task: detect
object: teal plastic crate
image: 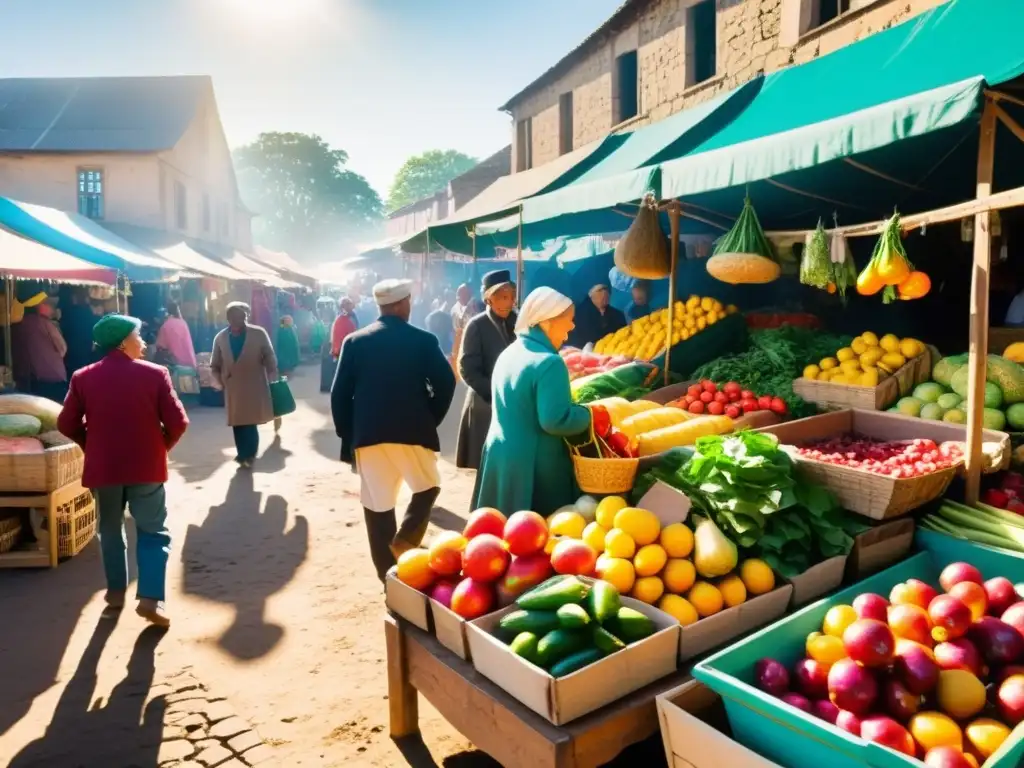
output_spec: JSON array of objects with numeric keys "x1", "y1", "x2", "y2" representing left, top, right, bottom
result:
[
  {"x1": 693, "y1": 551, "x2": 1024, "y2": 768},
  {"x1": 915, "y1": 528, "x2": 1024, "y2": 581}
]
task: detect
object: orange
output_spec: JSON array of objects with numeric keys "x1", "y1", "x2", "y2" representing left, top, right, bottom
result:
[
  {"x1": 739, "y1": 559, "x2": 775, "y2": 595},
  {"x1": 687, "y1": 581, "x2": 723, "y2": 617},
  {"x1": 631, "y1": 576, "x2": 665, "y2": 605},
  {"x1": 582, "y1": 522, "x2": 607, "y2": 553},
  {"x1": 661, "y1": 559, "x2": 697, "y2": 594},
  {"x1": 595, "y1": 555, "x2": 635, "y2": 594},
  {"x1": 633, "y1": 544, "x2": 668, "y2": 577},
  {"x1": 805, "y1": 632, "x2": 847, "y2": 667},
  {"x1": 604, "y1": 528, "x2": 636, "y2": 559},
  {"x1": 659, "y1": 594, "x2": 699, "y2": 626},
  {"x1": 395, "y1": 548, "x2": 435, "y2": 591},
  {"x1": 659, "y1": 523, "x2": 694, "y2": 558},
  {"x1": 717, "y1": 575, "x2": 747, "y2": 608},
  {"x1": 595, "y1": 496, "x2": 629, "y2": 529},
  {"x1": 822, "y1": 605, "x2": 858, "y2": 638},
  {"x1": 613, "y1": 507, "x2": 661, "y2": 546}
]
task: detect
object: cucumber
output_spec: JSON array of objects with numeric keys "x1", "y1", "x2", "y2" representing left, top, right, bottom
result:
[
  {"x1": 518, "y1": 575, "x2": 589, "y2": 611},
  {"x1": 535, "y1": 629, "x2": 589, "y2": 668},
  {"x1": 603, "y1": 606, "x2": 656, "y2": 643},
  {"x1": 585, "y1": 580, "x2": 621, "y2": 623},
  {"x1": 591, "y1": 625, "x2": 626, "y2": 654},
  {"x1": 556, "y1": 603, "x2": 591, "y2": 629},
  {"x1": 509, "y1": 632, "x2": 540, "y2": 665},
  {"x1": 498, "y1": 609, "x2": 561, "y2": 637},
  {"x1": 549, "y1": 648, "x2": 603, "y2": 677}
]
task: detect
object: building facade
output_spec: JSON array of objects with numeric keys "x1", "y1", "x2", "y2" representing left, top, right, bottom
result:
[
  {"x1": 0, "y1": 75, "x2": 254, "y2": 253},
  {"x1": 501, "y1": 0, "x2": 947, "y2": 173}
]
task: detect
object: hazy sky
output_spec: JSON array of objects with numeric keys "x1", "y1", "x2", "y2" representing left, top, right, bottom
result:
[{"x1": 0, "y1": 0, "x2": 623, "y2": 197}]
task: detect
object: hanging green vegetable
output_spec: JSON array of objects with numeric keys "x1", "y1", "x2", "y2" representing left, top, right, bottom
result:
[
  {"x1": 829, "y1": 230, "x2": 856, "y2": 304},
  {"x1": 706, "y1": 197, "x2": 781, "y2": 285},
  {"x1": 799, "y1": 219, "x2": 832, "y2": 290}
]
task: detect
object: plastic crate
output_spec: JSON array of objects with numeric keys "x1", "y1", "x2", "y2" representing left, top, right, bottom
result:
[
  {"x1": 693, "y1": 551, "x2": 1024, "y2": 768},
  {"x1": 915, "y1": 528, "x2": 1024, "y2": 579}
]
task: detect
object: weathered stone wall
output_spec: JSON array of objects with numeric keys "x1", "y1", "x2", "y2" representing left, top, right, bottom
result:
[{"x1": 507, "y1": 0, "x2": 946, "y2": 171}]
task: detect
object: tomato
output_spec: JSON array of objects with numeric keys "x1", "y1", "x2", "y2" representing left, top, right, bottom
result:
[
  {"x1": 757, "y1": 395, "x2": 773, "y2": 411},
  {"x1": 770, "y1": 397, "x2": 787, "y2": 414},
  {"x1": 687, "y1": 384, "x2": 702, "y2": 398},
  {"x1": 723, "y1": 381, "x2": 742, "y2": 396},
  {"x1": 707, "y1": 401, "x2": 725, "y2": 415},
  {"x1": 725, "y1": 405, "x2": 740, "y2": 419},
  {"x1": 728, "y1": 391, "x2": 741, "y2": 402},
  {"x1": 714, "y1": 391, "x2": 729, "y2": 404},
  {"x1": 700, "y1": 391, "x2": 714, "y2": 404},
  {"x1": 740, "y1": 390, "x2": 755, "y2": 400},
  {"x1": 740, "y1": 399, "x2": 759, "y2": 413},
  {"x1": 688, "y1": 401, "x2": 705, "y2": 414},
  {"x1": 701, "y1": 380, "x2": 718, "y2": 393},
  {"x1": 683, "y1": 395, "x2": 695, "y2": 406}
]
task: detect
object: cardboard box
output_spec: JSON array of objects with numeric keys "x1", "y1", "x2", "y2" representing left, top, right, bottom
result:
[
  {"x1": 466, "y1": 596, "x2": 680, "y2": 725},
  {"x1": 384, "y1": 568, "x2": 430, "y2": 632},
  {"x1": 791, "y1": 348, "x2": 932, "y2": 412},
  {"x1": 429, "y1": 597, "x2": 470, "y2": 660},
  {"x1": 637, "y1": 480, "x2": 691, "y2": 527},
  {"x1": 785, "y1": 555, "x2": 847, "y2": 609},
  {"x1": 757, "y1": 409, "x2": 1010, "y2": 519},
  {"x1": 846, "y1": 517, "x2": 915, "y2": 581},
  {"x1": 678, "y1": 583, "x2": 793, "y2": 661},
  {"x1": 657, "y1": 679, "x2": 781, "y2": 768}
]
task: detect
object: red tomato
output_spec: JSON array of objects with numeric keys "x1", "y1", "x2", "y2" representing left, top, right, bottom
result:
[
  {"x1": 688, "y1": 401, "x2": 705, "y2": 414},
  {"x1": 740, "y1": 390, "x2": 755, "y2": 400},
  {"x1": 701, "y1": 380, "x2": 718, "y2": 393},
  {"x1": 683, "y1": 395, "x2": 696, "y2": 406},
  {"x1": 700, "y1": 391, "x2": 714, "y2": 404},
  {"x1": 728, "y1": 391, "x2": 741, "y2": 402},
  {"x1": 723, "y1": 382, "x2": 742, "y2": 396},
  {"x1": 770, "y1": 397, "x2": 787, "y2": 414},
  {"x1": 757, "y1": 395, "x2": 773, "y2": 410},
  {"x1": 687, "y1": 384, "x2": 702, "y2": 398},
  {"x1": 714, "y1": 391, "x2": 729, "y2": 404},
  {"x1": 724, "y1": 405, "x2": 741, "y2": 419},
  {"x1": 707, "y1": 401, "x2": 725, "y2": 415},
  {"x1": 741, "y1": 399, "x2": 759, "y2": 413}
]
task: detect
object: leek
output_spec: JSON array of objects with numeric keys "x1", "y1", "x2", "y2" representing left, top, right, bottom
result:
[
  {"x1": 942, "y1": 499, "x2": 1024, "y2": 529},
  {"x1": 923, "y1": 514, "x2": 1024, "y2": 553},
  {"x1": 936, "y1": 505, "x2": 1024, "y2": 547}
]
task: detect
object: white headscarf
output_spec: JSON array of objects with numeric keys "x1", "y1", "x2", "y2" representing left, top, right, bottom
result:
[{"x1": 514, "y1": 287, "x2": 573, "y2": 335}]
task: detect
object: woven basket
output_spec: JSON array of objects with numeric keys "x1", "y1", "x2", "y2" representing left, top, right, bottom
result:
[
  {"x1": 55, "y1": 486, "x2": 96, "y2": 558},
  {"x1": 568, "y1": 428, "x2": 639, "y2": 495},
  {"x1": 0, "y1": 442, "x2": 84, "y2": 493},
  {"x1": 791, "y1": 346, "x2": 934, "y2": 412},
  {"x1": 0, "y1": 514, "x2": 21, "y2": 554}
]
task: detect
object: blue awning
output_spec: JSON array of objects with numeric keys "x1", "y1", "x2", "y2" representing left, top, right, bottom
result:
[{"x1": 0, "y1": 196, "x2": 178, "y2": 281}]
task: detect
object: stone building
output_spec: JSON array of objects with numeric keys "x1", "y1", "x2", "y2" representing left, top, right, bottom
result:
[{"x1": 500, "y1": 0, "x2": 947, "y2": 173}]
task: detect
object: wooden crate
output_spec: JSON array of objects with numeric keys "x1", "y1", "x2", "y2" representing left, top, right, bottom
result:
[
  {"x1": 791, "y1": 347, "x2": 934, "y2": 411},
  {"x1": 0, "y1": 442, "x2": 84, "y2": 493},
  {"x1": 55, "y1": 483, "x2": 97, "y2": 559},
  {"x1": 989, "y1": 327, "x2": 1024, "y2": 354}
]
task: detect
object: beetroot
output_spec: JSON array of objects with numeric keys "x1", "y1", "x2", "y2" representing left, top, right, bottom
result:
[
  {"x1": 811, "y1": 699, "x2": 840, "y2": 724},
  {"x1": 1003, "y1": 601, "x2": 1024, "y2": 640},
  {"x1": 894, "y1": 642, "x2": 940, "y2": 694},
  {"x1": 835, "y1": 709, "x2": 863, "y2": 736},
  {"x1": 828, "y1": 658, "x2": 878, "y2": 715},
  {"x1": 780, "y1": 692, "x2": 812, "y2": 713},
  {"x1": 969, "y1": 616, "x2": 1024, "y2": 666},
  {"x1": 793, "y1": 659, "x2": 829, "y2": 699},
  {"x1": 882, "y1": 678, "x2": 921, "y2": 721},
  {"x1": 753, "y1": 658, "x2": 790, "y2": 696},
  {"x1": 985, "y1": 577, "x2": 1017, "y2": 616},
  {"x1": 934, "y1": 638, "x2": 986, "y2": 677}
]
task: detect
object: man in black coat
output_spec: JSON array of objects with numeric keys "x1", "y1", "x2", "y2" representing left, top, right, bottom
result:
[
  {"x1": 568, "y1": 284, "x2": 627, "y2": 348},
  {"x1": 331, "y1": 279, "x2": 457, "y2": 581}
]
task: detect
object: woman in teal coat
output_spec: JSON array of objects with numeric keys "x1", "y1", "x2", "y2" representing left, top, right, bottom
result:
[{"x1": 473, "y1": 287, "x2": 591, "y2": 516}]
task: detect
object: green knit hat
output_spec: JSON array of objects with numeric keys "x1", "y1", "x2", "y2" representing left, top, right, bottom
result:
[{"x1": 93, "y1": 314, "x2": 142, "y2": 352}]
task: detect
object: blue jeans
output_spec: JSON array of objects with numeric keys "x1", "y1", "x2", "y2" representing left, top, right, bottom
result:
[
  {"x1": 95, "y1": 484, "x2": 170, "y2": 601},
  {"x1": 233, "y1": 425, "x2": 260, "y2": 461}
]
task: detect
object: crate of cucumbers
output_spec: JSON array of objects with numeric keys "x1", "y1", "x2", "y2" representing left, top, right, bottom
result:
[{"x1": 465, "y1": 574, "x2": 680, "y2": 725}]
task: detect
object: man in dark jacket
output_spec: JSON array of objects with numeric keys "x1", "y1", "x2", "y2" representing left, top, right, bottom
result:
[
  {"x1": 331, "y1": 279, "x2": 456, "y2": 581},
  {"x1": 569, "y1": 284, "x2": 627, "y2": 348},
  {"x1": 58, "y1": 314, "x2": 189, "y2": 627}
]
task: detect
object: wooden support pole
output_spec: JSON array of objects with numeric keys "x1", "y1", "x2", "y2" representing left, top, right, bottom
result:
[
  {"x1": 964, "y1": 100, "x2": 998, "y2": 504},
  {"x1": 515, "y1": 205, "x2": 524, "y2": 309},
  {"x1": 664, "y1": 203, "x2": 680, "y2": 386}
]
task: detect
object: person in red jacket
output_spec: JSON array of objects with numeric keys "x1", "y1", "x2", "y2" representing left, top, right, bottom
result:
[
  {"x1": 58, "y1": 314, "x2": 189, "y2": 628},
  {"x1": 331, "y1": 297, "x2": 358, "y2": 359}
]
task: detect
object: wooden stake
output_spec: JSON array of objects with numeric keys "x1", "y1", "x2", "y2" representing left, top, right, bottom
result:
[
  {"x1": 965, "y1": 100, "x2": 997, "y2": 504},
  {"x1": 665, "y1": 202, "x2": 680, "y2": 386},
  {"x1": 515, "y1": 205, "x2": 524, "y2": 309}
]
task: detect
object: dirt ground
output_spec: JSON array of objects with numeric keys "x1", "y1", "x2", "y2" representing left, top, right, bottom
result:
[{"x1": 0, "y1": 364, "x2": 667, "y2": 767}]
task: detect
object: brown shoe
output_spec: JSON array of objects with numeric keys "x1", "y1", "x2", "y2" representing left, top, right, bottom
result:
[
  {"x1": 136, "y1": 599, "x2": 171, "y2": 628},
  {"x1": 104, "y1": 589, "x2": 126, "y2": 609}
]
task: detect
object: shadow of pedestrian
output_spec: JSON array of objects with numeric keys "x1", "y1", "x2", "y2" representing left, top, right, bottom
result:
[
  {"x1": 428, "y1": 506, "x2": 468, "y2": 533},
  {"x1": 256, "y1": 433, "x2": 292, "y2": 474},
  {"x1": 9, "y1": 621, "x2": 166, "y2": 767},
  {"x1": 180, "y1": 470, "x2": 309, "y2": 660}
]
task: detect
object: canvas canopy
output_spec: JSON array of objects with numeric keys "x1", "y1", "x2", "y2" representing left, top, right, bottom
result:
[
  {"x1": 102, "y1": 222, "x2": 249, "y2": 281},
  {"x1": 0, "y1": 226, "x2": 116, "y2": 283}
]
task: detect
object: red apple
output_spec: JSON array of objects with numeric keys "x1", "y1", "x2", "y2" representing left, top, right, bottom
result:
[
  {"x1": 894, "y1": 641, "x2": 940, "y2": 694},
  {"x1": 883, "y1": 678, "x2": 922, "y2": 721},
  {"x1": 835, "y1": 709, "x2": 863, "y2": 736},
  {"x1": 463, "y1": 507, "x2": 507, "y2": 540},
  {"x1": 427, "y1": 531, "x2": 467, "y2": 576},
  {"x1": 984, "y1": 577, "x2": 1017, "y2": 616},
  {"x1": 948, "y1": 581, "x2": 987, "y2": 621},
  {"x1": 461, "y1": 533, "x2": 510, "y2": 582},
  {"x1": 924, "y1": 746, "x2": 978, "y2": 768},
  {"x1": 928, "y1": 595, "x2": 972, "y2": 643},
  {"x1": 934, "y1": 638, "x2": 985, "y2": 677},
  {"x1": 429, "y1": 579, "x2": 458, "y2": 609},
  {"x1": 887, "y1": 604, "x2": 933, "y2": 646},
  {"x1": 497, "y1": 553, "x2": 553, "y2": 601},
  {"x1": 1001, "y1": 601, "x2": 1024, "y2": 639},
  {"x1": 828, "y1": 658, "x2": 878, "y2": 714},
  {"x1": 502, "y1": 510, "x2": 548, "y2": 556},
  {"x1": 811, "y1": 699, "x2": 840, "y2": 724},
  {"x1": 449, "y1": 577, "x2": 495, "y2": 619},
  {"x1": 907, "y1": 579, "x2": 939, "y2": 607},
  {"x1": 997, "y1": 674, "x2": 1024, "y2": 724},
  {"x1": 550, "y1": 539, "x2": 597, "y2": 576},
  {"x1": 793, "y1": 659, "x2": 829, "y2": 699},
  {"x1": 843, "y1": 619, "x2": 896, "y2": 668},
  {"x1": 780, "y1": 692, "x2": 812, "y2": 713},
  {"x1": 860, "y1": 715, "x2": 915, "y2": 756},
  {"x1": 939, "y1": 562, "x2": 983, "y2": 592},
  {"x1": 853, "y1": 593, "x2": 889, "y2": 622}
]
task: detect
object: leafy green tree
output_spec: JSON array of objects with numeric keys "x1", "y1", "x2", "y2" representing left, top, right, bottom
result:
[
  {"x1": 387, "y1": 149, "x2": 477, "y2": 211},
  {"x1": 233, "y1": 132, "x2": 383, "y2": 259}
]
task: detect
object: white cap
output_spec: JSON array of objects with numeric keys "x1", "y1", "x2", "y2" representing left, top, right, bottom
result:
[{"x1": 373, "y1": 278, "x2": 413, "y2": 306}]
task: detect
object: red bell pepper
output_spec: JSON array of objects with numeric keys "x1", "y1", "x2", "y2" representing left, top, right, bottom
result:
[{"x1": 590, "y1": 405, "x2": 612, "y2": 439}]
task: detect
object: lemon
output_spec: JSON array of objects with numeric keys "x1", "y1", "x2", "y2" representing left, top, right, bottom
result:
[
  {"x1": 634, "y1": 543, "x2": 668, "y2": 577},
  {"x1": 881, "y1": 352, "x2": 907, "y2": 370},
  {"x1": 661, "y1": 558, "x2": 697, "y2": 594},
  {"x1": 726, "y1": 304, "x2": 739, "y2": 314},
  {"x1": 659, "y1": 523, "x2": 694, "y2": 558},
  {"x1": 711, "y1": 300, "x2": 724, "y2": 314},
  {"x1": 549, "y1": 510, "x2": 586, "y2": 539},
  {"x1": 859, "y1": 369, "x2": 880, "y2": 386},
  {"x1": 687, "y1": 581, "x2": 724, "y2": 617},
  {"x1": 696, "y1": 317, "x2": 707, "y2": 331},
  {"x1": 686, "y1": 294, "x2": 701, "y2": 308},
  {"x1": 851, "y1": 337, "x2": 867, "y2": 355},
  {"x1": 830, "y1": 374, "x2": 849, "y2": 385},
  {"x1": 859, "y1": 347, "x2": 884, "y2": 367},
  {"x1": 631, "y1": 576, "x2": 665, "y2": 604},
  {"x1": 595, "y1": 555, "x2": 635, "y2": 594},
  {"x1": 582, "y1": 522, "x2": 607, "y2": 553},
  {"x1": 613, "y1": 507, "x2": 661, "y2": 546},
  {"x1": 900, "y1": 338, "x2": 925, "y2": 359},
  {"x1": 739, "y1": 559, "x2": 775, "y2": 595},
  {"x1": 822, "y1": 605, "x2": 859, "y2": 637},
  {"x1": 595, "y1": 496, "x2": 628, "y2": 529},
  {"x1": 604, "y1": 528, "x2": 637, "y2": 559},
  {"x1": 700, "y1": 296, "x2": 714, "y2": 312},
  {"x1": 806, "y1": 632, "x2": 848, "y2": 666},
  {"x1": 861, "y1": 331, "x2": 879, "y2": 347},
  {"x1": 836, "y1": 347, "x2": 855, "y2": 363},
  {"x1": 839, "y1": 359, "x2": 862, "y2": 375},
  {"x1": 880, "y1": 333, "x2": 901, "y2": 353},
  {"x1": 717, "y1": 574, "x2": 747, "y2": 608},
  {"x1": 658, "y1": 594, "x2": 700, "y2": 626},
  {"x1": 803, "y1": 364, "x2": 821, "y2": 380},
  {"x1": 819, "y1": 357, "x2": 838, "y2": 371},
  {"x1": 817, "y1": 370, "x2": 833, "y2": 382}
]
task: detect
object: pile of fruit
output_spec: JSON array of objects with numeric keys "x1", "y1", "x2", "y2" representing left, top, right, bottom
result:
[
  {"x1": 559, "y1": 348, "x2": 635, "y2": 382},
  {"x1": 796, "y1": 436, "x2": 965, "y2": 479},
  {"x1": 803, "y1": 332, "x2": 926, "y2": 387},
  {"x1": 667, "y1": 379, "x2": 788, "y2": 418},
  {"x1": 497, "y1": 575, "x2": 657, "y2": 677},
  {"x1": 890, "y1": 354, "x2": 1024, "y2": 431},
  {"x1": 548, "y1": 497, "x2": 777, "y2": 627},
  {"x1": 593, "y1": 296, "x2": 738, "y2": 363},
  {"x1": 753, "y1": 561, "x2": 1024, "y2": 766},
  {"x1": 982, "y1": 472, "x2": 1024, "y2": 515}
]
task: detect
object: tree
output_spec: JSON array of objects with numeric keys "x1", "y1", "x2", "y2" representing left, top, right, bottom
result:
[
  {"x1": 233, "y1": 132, "x2": 384, "y2": 260},
  {"x1": 387, "y1": 149, "x2": 478, "y2": 211}
]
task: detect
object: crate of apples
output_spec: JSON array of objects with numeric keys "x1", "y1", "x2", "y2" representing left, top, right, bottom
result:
[{"x1": 672, "y1": 379, "x2": 788, "y2": 419}]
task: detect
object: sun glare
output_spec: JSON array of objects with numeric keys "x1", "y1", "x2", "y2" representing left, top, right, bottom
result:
[{"x1": 222, "y1": 0, "x2": 325, "y2": 25}]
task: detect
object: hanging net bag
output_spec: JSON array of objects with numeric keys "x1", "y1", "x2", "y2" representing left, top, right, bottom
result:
[
  {"x1": 614, "y1": 192, "x2": 670, "y2": 280},
  {"x1": 706, "y1": 197, "x2": 781, "y2": 285}
]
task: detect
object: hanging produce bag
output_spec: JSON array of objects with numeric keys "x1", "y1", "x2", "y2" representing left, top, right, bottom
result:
[
  {"x1": 613, "y1": 192, "x2": 670, "y2": 280},
  {"x1": 828, "y1": 230, "x2": 857, "y2": 303},
  {"x1": 799, "y1": 219, "x2": 832, "y2": 290},
  {"x1": 856, "y1": 211, "x2": 931, "y2": 303},
  {"x1": 706, "y1": 197, "x2": 781, "y2": 285}
]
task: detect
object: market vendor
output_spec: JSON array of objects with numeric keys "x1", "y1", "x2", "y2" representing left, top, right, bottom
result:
[
  {"x1": 568, "y1": 284, "x2": 626, "y2": 348},
  {"x1": 59, "y1": 286, "x2": 99, "y2": 375},
  {"x1": 276, "y1": 315, "x2": 301, "y2": 375},
  {"x1": 626, "y1": 280, "x2": 653, "y2": 322},
  {"x1": 154, "y1": 302, "x2": 197, "y2": 368},
  {"x1": 473, "y1": 287, "x2": 591, "y2": 516},
  {"x1": 11, "y1": 291, "x2": 68, "y2": 403},
  {"x1": 331, "y1": 298, "x2": 358, "y2": 358},
  {"x1": 455, "y1": 269, "x2": 517, "y2": 471}
]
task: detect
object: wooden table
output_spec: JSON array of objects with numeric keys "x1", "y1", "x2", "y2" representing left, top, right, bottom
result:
[{"x1": 385, "y1": 614, "x2": 689, "y2": 768}]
